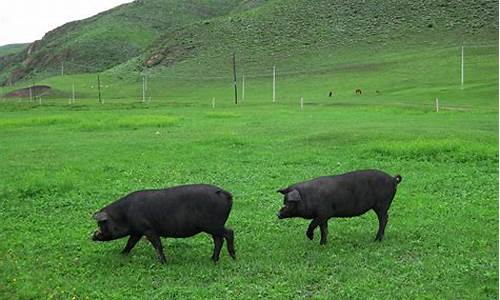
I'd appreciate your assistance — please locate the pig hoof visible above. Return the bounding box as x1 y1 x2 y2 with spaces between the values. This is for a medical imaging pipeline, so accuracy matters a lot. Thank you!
306 231 314 240
229 253 236 260
320 241 327 245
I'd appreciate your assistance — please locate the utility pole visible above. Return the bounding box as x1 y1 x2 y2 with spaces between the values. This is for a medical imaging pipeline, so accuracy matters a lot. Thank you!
72 81 75 103
142 75 146 102
97 74 102 104
232 53 238 104
142 75 148 103
61 62 64 76
461 45 464 90
272 65 276 103
242 74 245 102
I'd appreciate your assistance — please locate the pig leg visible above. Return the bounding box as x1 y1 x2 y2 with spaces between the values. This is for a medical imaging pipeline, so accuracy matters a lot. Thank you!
121 235 142 254
319 221 329 245
224 228 236 259
145 231 166 264
211 235 224 262
306 217 327 241
374 209 388 241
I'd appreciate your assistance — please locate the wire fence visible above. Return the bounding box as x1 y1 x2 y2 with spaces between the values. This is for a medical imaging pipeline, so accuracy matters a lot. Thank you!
0 43 497 112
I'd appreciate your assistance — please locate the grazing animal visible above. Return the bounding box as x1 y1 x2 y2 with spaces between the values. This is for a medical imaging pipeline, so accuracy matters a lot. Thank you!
92 184 235 264
276 170 402 245
355 89 362 95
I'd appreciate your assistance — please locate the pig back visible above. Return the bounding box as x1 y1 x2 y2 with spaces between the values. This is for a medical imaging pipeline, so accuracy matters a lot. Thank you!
125 184 232 237
294 170 397 218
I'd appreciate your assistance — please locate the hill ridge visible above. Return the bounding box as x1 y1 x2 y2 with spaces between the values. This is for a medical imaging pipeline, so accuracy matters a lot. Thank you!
0 0 266 85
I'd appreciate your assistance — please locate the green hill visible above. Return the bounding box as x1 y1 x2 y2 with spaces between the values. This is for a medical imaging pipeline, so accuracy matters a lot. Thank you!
1 0 497 110
139 0 498 77
0 0 266 85
0 44 29 56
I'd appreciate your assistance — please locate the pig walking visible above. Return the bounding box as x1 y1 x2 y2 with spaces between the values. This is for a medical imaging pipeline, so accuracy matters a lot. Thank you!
92 184 235 264
277 170 402 245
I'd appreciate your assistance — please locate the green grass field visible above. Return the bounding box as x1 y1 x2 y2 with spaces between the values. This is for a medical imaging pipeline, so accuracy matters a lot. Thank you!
0 40 498 299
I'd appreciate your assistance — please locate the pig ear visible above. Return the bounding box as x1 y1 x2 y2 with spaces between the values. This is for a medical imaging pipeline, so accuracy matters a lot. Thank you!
277 188 290 194
93 211 109 222
287 189 302 202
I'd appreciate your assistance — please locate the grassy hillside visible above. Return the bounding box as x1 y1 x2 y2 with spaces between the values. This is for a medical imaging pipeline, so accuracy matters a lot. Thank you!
0 0 266 85
140 0 498 76
0 44 29 56
3 0 497 87
3 38 496 112
0 0 496 114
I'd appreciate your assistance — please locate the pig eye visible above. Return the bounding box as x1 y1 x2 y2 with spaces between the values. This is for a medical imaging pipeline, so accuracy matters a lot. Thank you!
98 222 108 231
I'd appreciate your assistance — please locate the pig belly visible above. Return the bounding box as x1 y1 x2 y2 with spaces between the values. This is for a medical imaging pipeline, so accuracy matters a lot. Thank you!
331 200 374 218
153 219 203 238
157 225 202 238
332 207 372 218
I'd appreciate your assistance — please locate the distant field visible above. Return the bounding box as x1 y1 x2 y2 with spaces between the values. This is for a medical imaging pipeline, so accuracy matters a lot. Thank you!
0 41 498 299
2 42 497 111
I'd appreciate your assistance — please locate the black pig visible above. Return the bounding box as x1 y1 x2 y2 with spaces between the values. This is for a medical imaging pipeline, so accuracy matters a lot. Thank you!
277 170 402 245
92 184 235 264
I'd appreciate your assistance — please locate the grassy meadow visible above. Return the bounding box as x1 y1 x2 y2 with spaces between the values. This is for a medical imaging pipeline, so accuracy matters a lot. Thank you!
0 41 498 299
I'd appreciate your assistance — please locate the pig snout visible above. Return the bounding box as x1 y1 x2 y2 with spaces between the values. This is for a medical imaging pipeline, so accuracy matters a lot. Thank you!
276 207 286 219
91 229 102 241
